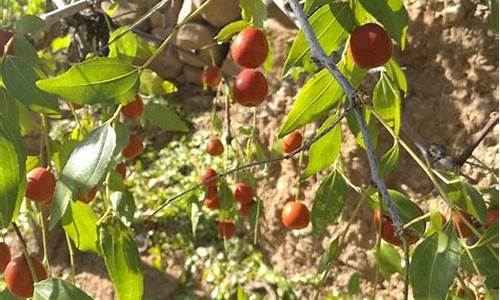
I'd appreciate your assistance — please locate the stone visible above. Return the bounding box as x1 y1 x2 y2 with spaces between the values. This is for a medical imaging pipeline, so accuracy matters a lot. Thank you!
192 0 241 28
175 22 225 67
177 0 204 24
182 65 204 85
150 0 183 28
441 3 465 24
101 1 150 30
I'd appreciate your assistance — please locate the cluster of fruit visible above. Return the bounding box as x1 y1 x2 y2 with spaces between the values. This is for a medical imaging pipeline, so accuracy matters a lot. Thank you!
0 243 47 298
200 140 257 239
201 27 269 107
373 208 499 247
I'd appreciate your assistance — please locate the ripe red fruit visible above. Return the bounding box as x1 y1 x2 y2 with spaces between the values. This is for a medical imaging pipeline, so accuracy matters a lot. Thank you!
116 162 126 179
77 186 98 203
231 27 268 68
233 69 268 107
206 138 224 156
122 134 144 159
0 242 10 274
349 23 393 69
26 167 56 204
0 30 15 56
233 182 254 205
200 168 218 188
204 195 219 210
202 66 222 87
373 210 419 247
121 96 144 119
4 256 48 298
453 210 475 238
282 131 303 153
485 208 498 229
240 202 253 218
281 201 310 230
217 220 236 239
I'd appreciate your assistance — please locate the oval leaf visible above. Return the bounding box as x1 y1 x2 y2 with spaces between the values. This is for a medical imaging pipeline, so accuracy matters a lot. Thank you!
311 170 348 237
99 217 144 300
62 200 99 253
302 113 342 179
143 102 189 132
282 3 355 77
2 57 60 117
34 278 93 300
279 52 366 137
410 224 461 300
36 58 140 105
215 20 248 42
49 125 116 229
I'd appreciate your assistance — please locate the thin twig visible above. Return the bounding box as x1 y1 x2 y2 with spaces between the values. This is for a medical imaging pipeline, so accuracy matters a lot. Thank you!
288 0 403 231
455 111 499 167
12 222 39 282
149 107 353 217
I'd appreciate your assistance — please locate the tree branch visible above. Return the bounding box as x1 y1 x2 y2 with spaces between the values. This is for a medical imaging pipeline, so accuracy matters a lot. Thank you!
149 106 352 217
287 0 403 230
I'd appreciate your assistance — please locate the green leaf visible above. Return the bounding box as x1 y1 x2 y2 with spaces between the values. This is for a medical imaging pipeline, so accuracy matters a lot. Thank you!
347 273 361 295
475 222 498 248
108 27 138 62
161 81 178 94
218 180 235 211
346 107 380 150
113 122 130 156
384 59 408 94
237 286 249 300
282 3 355 77
110 191 136 226
2 56 60 117
190 194 201 236
33 278 93 300
279 52 367 137
62 200 99 253
240 0 267 28
462 244 499 289
443 174 488 222
99 217 143 300
215 20 248 42
357 0 409 49
379 141 399 177
374 242 403 279
0 90 25 229
304 0 332 15
302 113 342 179
311 170 348 238
49 125 116 229
373 75 401 135
490 0 498 33
140 69 166 96
16 15 45 34
410 224 460 300
12 35 40 65
36 57 140 105
0 117 25 229
143 102 189 132
317 238 340 274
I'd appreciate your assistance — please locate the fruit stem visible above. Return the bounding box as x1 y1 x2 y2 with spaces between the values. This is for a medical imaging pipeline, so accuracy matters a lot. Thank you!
37 204 51 272
288 0 403 233
64 231 76 283
11 222 39 282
